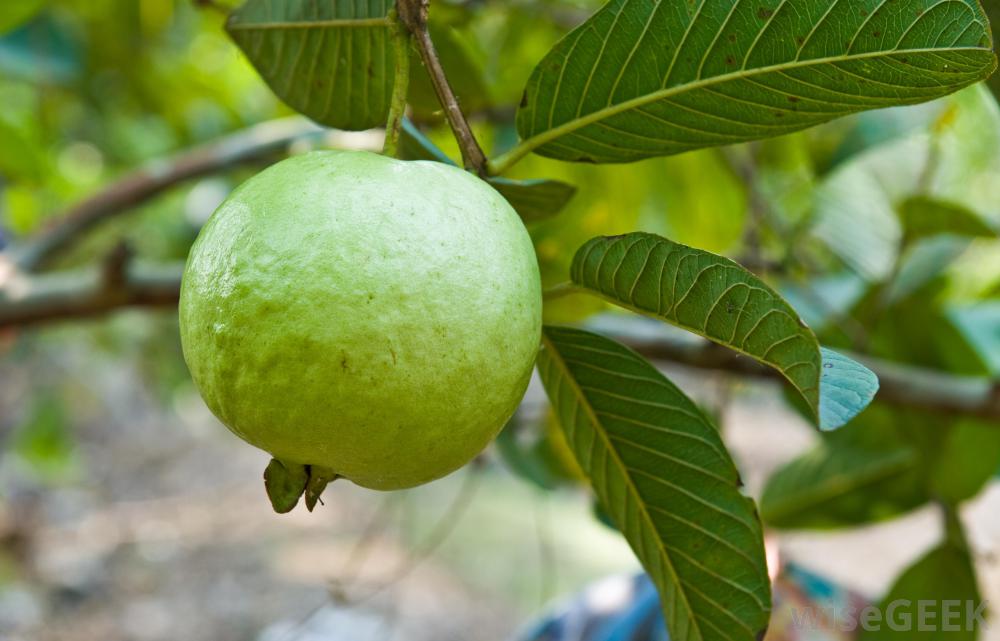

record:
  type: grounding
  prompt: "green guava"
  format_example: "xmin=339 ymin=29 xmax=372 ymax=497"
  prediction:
xmin=179 ymin=150 xmax=542 ymax=491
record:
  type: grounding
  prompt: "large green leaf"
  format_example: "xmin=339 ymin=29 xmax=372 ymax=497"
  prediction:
xmin=858 ymin=542 xmax=984 ymax=641
xmin=571 ymin=233 xmax=878 ymax=429
xmin=399 ymin=119 xmax=576 ymax=222
xmin=511 ymin=0 xmax=996 ymax=164
xmin=226 ymin=0 xmax=395 ymax=131
xmin=537 ymin=326 xmax=770 ymax=641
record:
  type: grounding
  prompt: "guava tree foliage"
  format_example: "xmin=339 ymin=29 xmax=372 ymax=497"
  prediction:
xmin=216 ymin=1 xmax=994 ymax=639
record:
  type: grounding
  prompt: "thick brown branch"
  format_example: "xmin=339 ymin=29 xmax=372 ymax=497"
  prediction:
xmin=13 ymin=118 xmax=326 ymax=272
xmin=3 ymin=269 xmax=999 ymax=422
xmin=396 ymin=0 xmax=488 ymax=175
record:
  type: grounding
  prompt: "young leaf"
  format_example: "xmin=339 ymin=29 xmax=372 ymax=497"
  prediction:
xmin=537 ymin=326 xmax=771 ymax=641
xmin=226 ymin=0 xmax=395 ymax=131
xmin=858 ymin=541 xmax=984 ymax=641
xmin=513 ymin=0 xmax=996 ymax=164
xmin=571 ymin=233 xmax=878 ymax=429
xmin=399 ymin=119 xmax=577 ymax=222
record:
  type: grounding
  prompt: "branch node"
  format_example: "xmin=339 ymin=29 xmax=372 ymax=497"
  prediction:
xmin=396 ymin=0 xmax=428 ymax=32
xmin=101 ymin=242 xmax=133 ymax=290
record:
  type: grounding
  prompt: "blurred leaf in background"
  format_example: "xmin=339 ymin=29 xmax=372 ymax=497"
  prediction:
xmin=6 ymin=395 xmax=79 ymax=483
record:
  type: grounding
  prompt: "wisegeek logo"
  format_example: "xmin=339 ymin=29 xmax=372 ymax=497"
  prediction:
xmin=789 ymin=600 xmax=989 ymax=633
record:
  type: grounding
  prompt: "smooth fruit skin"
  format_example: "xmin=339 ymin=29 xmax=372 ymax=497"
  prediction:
xmin=179 ymin=151 xmax=542 ymax=490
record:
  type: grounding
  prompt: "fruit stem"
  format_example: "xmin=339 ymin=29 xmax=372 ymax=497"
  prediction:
xmin=383 ymin=9 xmax=411 ymax=158
xmin=396 ymin=0 xmax=488 ymax=176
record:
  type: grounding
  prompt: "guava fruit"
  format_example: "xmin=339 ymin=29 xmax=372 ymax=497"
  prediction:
xmin=179 ymin=150 xmax=542 ymax=495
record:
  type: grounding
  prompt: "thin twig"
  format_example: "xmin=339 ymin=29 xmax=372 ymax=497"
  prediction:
xmin=396 ymin=0 xmax=488 ymax=175
xmin=382 ymin=10 xmax=412 ymax=158
xmin=335 ymin=466 xmax=483 ymax=605
xmin=12 ymin=118 xmax=328 ymax=272
xmin=724 ymin=145 xmax=766 ymax=270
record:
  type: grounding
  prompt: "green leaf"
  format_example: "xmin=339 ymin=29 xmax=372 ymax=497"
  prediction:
xmin=818 ymin=347 xmax=880 ymax=430
xmin=0 ymin=0 xmax=44 ymax=35
xmin=487 ymin=177 xmax=578 ymax=224
xmin=399 ymin=118 xmax=454 ymax=163
xmin=399 ymin=119 xmax=577 ymax=222
xmin=929 ymin=418 xmax=1000 ymax=504
xmin=761 ymin=407 xmax=931 ymax=529
xmin=408 ymin=22 xmax=491 ymax=120
xmin=263 ymin=458 xmax=308 ymax=514
xmin=886 ymin=236 xmax=972 ymax=304
xmin=495 ymin=414 xmax=584 ymax=490
xmin=760 ymin=442 xmax=923 ymax=529
xmin=226 ymin=0 xmax=395 ymax=131
xmin=0 ymin=12 xmax=81 ymax=83
xmin=899 ymin=196 xmax=997 ymax=243
xmin=858 ymin=542 xmax=984 ymax=641
xmin=513 ymin=0 xmax=996 ymax=164
xmin=11 ymin=396 xmax=79 ymax=482
xmin=537 ymin=326 xmax=770 ymax=641
xmin=570 ymin=232 xmax=878 ymax=429
xmin=947 ymin=302 xmax=1000 ymax=375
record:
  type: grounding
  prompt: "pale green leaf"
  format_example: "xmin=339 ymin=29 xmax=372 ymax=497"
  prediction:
xmin=538 ymin=326 xmax=770 ymax=641
xmin=399 ymin=119 xmax=576 ymax=222
xmin=513 ymin=0 xmax=996 ymax=164
xmin=226 ymin=0 xmax=395 ymax=131
xmin=818 ymin=348 xmax=880 ymax=431
xmin=570 ymin=232 xmax=877 ymax=429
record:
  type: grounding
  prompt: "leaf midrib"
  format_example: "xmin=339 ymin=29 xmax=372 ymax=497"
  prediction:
xmin=541 ymin=331 xmax=704 ymax=641
xmin=492 ymin=44 xmax=993 ymax=172
xmin=228 ymin=17 xmax=392 ymax=31
xmin=578 ymin=287 xmax=822 ymax=411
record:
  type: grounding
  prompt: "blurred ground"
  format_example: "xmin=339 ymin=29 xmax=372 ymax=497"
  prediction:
xmin=1 ymin=313 xmax=999 ymax=641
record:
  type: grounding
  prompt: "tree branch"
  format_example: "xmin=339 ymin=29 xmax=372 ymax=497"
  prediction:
xmin=0 ymin=260 xmax=182 ymax=328
xmin=396 ymin=0 xmax=488 ymax=175
xmin=613 ymin=329 xmax=1000 ymax=423
xmin=3 ymin=267 xmax=1000 ymax=423
xmin=12 ymin=117 xmax=328 ymax=272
